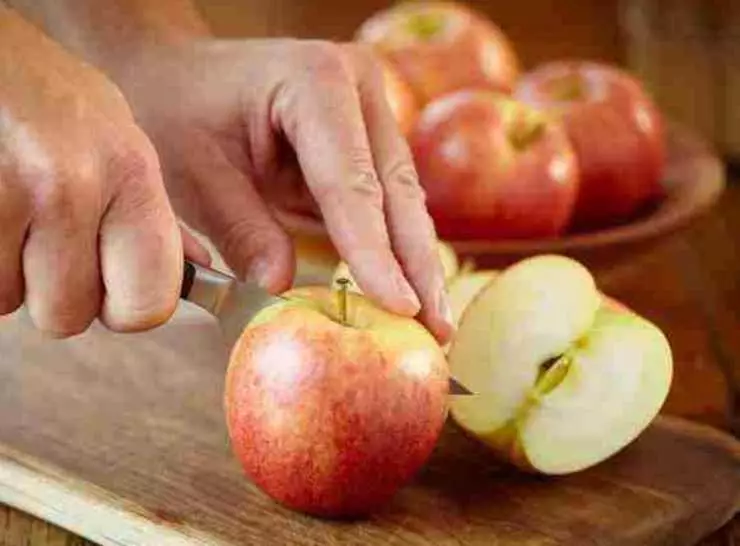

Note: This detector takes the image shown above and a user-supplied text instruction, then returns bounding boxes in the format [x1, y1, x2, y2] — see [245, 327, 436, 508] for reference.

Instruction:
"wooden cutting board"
[0, 303, 738, 546]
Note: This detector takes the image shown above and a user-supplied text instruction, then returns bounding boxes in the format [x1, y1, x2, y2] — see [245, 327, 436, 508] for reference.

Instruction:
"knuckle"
[37, 176, 80, 216]
[302, 41, 351, 81]
[384, 161, 427, 201]
[348, 42, 384, 77]
[219, 216, 291, 272]
[109, 139, 161, 192]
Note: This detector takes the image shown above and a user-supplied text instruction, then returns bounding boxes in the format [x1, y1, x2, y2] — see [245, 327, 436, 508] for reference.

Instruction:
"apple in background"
[448, 255, 673, 474]
[381, 60, 419, 135]
[409, 90, 580, 240]
[224, 286, 449, 517]
[356, 1, 520, 105]
[331, 240, 460, 293]
[514, 61, 666, 230]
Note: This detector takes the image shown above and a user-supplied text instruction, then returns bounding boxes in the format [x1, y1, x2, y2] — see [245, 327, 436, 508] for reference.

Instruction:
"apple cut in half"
[448, 255, 673, 474]
[447, 270, 499, 326]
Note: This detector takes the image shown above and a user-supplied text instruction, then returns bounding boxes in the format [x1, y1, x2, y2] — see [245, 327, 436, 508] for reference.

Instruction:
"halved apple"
[447, 270, 499, 326]
[332, 241, 459, 292]
[448, 254, 673, 474]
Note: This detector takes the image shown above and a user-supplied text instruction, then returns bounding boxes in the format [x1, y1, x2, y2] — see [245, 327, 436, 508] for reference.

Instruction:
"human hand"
[109, 38, 454, 342]
[0, 7, 188, 336]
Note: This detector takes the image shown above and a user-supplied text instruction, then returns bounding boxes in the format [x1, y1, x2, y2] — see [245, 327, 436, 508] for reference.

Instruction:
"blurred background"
[194, 0, 740, 167]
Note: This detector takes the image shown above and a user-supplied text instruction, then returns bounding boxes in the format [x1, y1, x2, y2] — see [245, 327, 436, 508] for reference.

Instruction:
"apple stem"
[460, 259, 476, 275]
[336, 277, 350, 325]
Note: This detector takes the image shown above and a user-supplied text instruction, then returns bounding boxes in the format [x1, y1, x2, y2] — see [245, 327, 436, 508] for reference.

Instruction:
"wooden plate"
[276, 122, 726, 272]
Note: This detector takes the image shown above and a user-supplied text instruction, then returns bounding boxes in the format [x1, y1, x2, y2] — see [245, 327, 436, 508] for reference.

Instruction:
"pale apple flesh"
[446, 270, 499, 326]
[448, 255, 673, 474]
[224, 286, 449, 517]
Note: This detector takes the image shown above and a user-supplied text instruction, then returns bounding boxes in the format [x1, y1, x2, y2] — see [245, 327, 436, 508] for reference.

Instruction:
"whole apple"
[356, 1, 520, 105]
[514, 61, 666, 230]
[409, 90, 580, 240]
[449, 255, 673, 474]
[224, 286, 449, 517]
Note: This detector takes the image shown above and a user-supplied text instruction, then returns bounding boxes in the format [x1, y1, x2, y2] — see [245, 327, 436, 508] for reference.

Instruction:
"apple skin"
[356, 1, 520, 105]
[381, 60, 419, 136]
[224, 286, 449, 518]
[514, 61, 666, 230]
[409, 90, 580, 240]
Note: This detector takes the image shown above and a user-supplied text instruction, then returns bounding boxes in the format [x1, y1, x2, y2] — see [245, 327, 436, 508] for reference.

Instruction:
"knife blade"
[180, 259, 475, 395]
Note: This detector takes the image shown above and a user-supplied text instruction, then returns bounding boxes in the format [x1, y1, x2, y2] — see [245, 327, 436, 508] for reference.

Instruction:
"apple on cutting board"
[224, 285, 449, 518]
[356, 0, 520, 105]
[410, 90, 580, 240]
[515, 61, 666, 230]
[448, 255, 673, 474]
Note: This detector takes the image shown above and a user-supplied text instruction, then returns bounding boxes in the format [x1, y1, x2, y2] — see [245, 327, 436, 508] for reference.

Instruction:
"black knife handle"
[180, 259, 235, 315]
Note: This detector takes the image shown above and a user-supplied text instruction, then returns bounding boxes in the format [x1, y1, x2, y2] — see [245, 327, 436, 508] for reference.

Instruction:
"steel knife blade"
[180, 259, 475, 395]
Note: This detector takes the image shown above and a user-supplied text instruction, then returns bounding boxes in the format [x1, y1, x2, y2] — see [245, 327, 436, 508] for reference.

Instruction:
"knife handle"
[180, 260, 235, 316]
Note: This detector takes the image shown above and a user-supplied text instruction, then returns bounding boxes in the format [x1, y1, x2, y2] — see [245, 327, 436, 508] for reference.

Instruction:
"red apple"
[224, 286, 449, 518]
[514, 61, 666, 230]
[356, 1, 520, 105]
[409, 90, 579, 240]
[381, 60, 419, 135]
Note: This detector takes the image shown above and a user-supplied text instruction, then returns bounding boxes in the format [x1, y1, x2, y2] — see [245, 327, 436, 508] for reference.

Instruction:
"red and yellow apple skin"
[409, 90, 579, 240]
[356, 1, 520, 105]
[514, 61, 666, 230]
[224, 287, 449, 518]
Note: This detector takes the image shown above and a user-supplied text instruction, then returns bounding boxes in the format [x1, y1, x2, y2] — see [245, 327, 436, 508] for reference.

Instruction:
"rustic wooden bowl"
[276, 122, 726, 273]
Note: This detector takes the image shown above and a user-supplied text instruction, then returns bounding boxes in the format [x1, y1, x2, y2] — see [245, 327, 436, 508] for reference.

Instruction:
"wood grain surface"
[0, 294, 738, 546]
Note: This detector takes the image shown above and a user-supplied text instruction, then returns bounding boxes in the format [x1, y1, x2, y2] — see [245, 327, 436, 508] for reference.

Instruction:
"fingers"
[349, 45, 454, 343]
[181, 129, 294, 293]
[180, 223, 212, 267]
[22, 169, 102, 337]
[0, 177, 29, 316]
[274, 41, 420, 317]
[98, 140, 183, 332]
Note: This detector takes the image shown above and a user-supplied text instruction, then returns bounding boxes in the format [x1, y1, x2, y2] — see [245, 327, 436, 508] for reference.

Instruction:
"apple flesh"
[224, 286, 449, 517]
[514, 61, 666, 230]
[356, 1, 520, 104]
[446, 270, 499, 326]
[448, 255, 673, 474]
[410, 90, 580, 240]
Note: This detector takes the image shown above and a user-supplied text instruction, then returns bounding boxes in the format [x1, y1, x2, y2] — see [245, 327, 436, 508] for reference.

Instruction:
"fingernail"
[396, 274, 421, 314]
[245, 256, 274, 289]
[437, 286, 454, 329]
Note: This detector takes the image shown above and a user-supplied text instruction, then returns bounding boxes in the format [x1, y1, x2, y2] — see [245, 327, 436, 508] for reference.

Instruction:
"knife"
[179, 259, 474, 396]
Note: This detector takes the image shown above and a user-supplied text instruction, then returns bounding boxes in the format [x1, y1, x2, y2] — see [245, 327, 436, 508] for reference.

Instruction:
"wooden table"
[2, 180, 738, 545]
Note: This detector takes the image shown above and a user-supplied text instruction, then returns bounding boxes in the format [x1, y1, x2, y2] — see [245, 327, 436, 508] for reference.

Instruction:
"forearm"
[5, 0, 210, 68]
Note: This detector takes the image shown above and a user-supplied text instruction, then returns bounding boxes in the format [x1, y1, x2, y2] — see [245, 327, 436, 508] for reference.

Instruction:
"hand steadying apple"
[1, 0, 454, 342]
